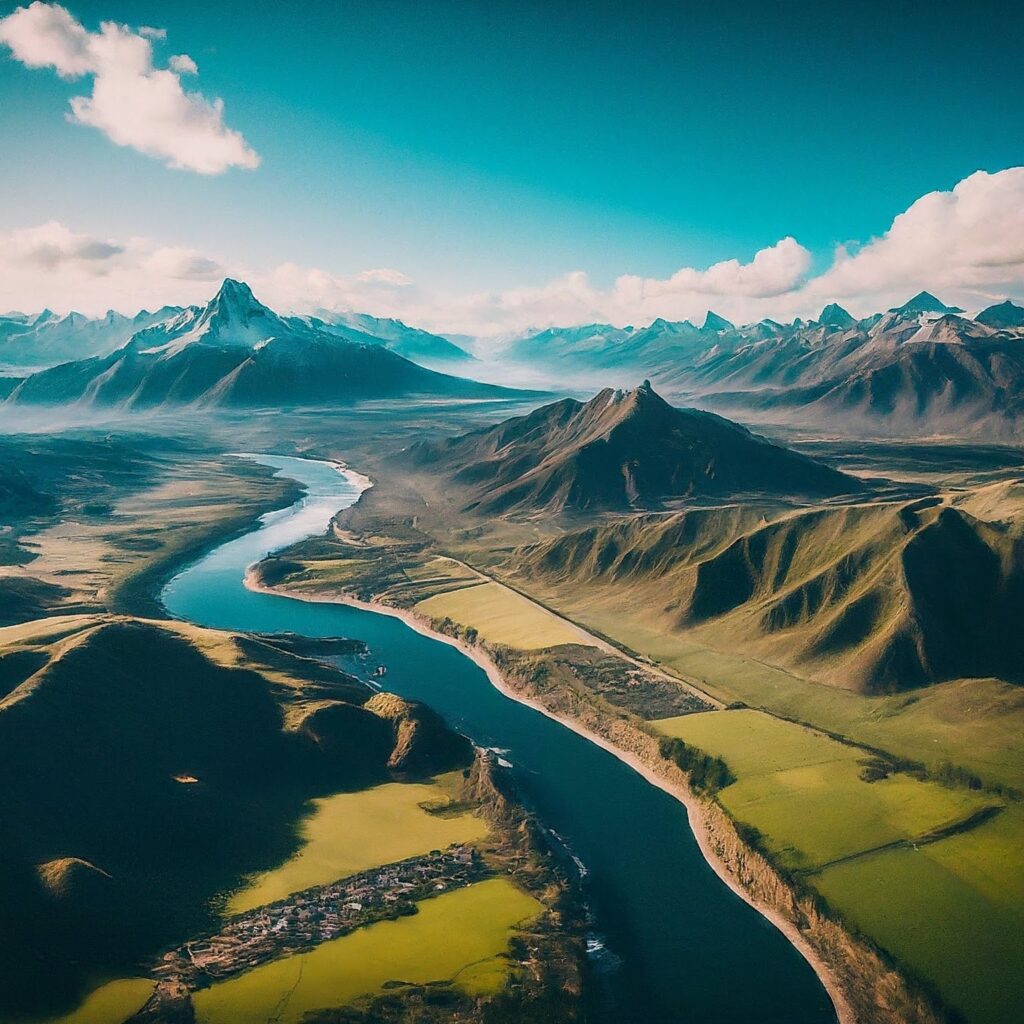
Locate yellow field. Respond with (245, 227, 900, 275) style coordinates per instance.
(229, 774, 489, 913)
(33, 979, 154, 1024)
(415, 581, 590, 650)
(195, 879, 542, 1024)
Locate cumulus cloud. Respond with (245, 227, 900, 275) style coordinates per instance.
(0, 2, 259, 174)
(4, 166, 1024, 332)
(799, 168, 1024, 314)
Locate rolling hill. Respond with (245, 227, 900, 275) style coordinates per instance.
(516, 483, 1024, 693)
(0, 616, 471, 1016)
(5, 280, 512, 409)
(399, 380, 860, 516)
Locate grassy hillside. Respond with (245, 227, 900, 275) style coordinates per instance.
(517, 486, 1024, 695)
(0, 616, 472, 1019)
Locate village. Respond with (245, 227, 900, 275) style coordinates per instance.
(154, 845, 488, 988)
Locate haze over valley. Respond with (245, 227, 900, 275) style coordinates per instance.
(2, 3, 1023, 1024)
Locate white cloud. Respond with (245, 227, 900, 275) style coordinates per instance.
(0, 2, 259, 174)
(799, 168, 1024, 314)
(4, 166, 1024, 332)
(356, 268, 412, 286)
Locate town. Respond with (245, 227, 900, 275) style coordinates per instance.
(154, 845, 488, 988)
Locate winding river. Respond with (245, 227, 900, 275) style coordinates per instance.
(162, 455, 837, 1024)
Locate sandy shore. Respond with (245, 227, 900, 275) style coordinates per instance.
(244, 571, 855, 1024)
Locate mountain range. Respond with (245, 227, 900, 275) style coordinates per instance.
(399, 380, 859, 516)
(499, 293, 1024, 437)
(0, 295, 472, 372)
(3, 280, 509, 409)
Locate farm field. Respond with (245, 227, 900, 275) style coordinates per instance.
(815, 805, 1024, 1024)
(229, 773, 489, 913)
(193, 879, 542, 1024)
(35, 979, 155, 1024)
(655, 710, 996, 869)
(526, 584, 1024, 791)
(415, 580, 591, 650)
(655, 708, 1023, 1024)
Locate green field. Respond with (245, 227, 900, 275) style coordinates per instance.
(656, 710, 997, 868)
(416, 581, 591, 650)
(194, 879, 542, 1024)
(32, 979, 154, 1024)
(656, 708, 1021, 1023)
(229, 774, 489, 913)
(816, 806, 1024, 1024)
(540, 589, 1024, 791)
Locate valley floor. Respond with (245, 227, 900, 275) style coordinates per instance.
(256, 442, 1024, 1024)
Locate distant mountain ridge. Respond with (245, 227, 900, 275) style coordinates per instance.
(399, 380, 859, 516)
(4, 280, 515, 409)
(498, 293, 1024, 437)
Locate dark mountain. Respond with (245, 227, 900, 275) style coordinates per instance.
(400, 381, 859, 516)
(976, 299, 1024, 329)
(888, 291, 964, 316)
(817, 303, 855, 328)
(5, 280, 516, 409)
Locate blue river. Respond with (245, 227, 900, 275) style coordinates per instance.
(163, 454, 837, 1024)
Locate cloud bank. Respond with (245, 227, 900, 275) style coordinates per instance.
(0, 2, 259, 174)
(2, 167, 1023, 332)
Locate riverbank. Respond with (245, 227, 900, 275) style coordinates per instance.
(245, 570, 868, 1024)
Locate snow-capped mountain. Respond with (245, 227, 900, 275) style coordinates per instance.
(0, 306, 183, 369)
(4, 280, 516, 409)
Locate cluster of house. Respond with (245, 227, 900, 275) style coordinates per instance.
(155, 845, 485, 987)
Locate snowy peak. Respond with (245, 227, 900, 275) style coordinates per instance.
(146, 279, 296, 355)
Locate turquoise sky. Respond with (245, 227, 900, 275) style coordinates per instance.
(2, 0, 1023, 295)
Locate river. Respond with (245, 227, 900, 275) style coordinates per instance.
(162, 454, 837, 1024)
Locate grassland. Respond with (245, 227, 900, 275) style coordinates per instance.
(655, 709, 1021, 1023)
(539, 590, 1024, 793)
(32, 979, 155, 1024)
(229, 774, 489, 913)
(193, 879, 542, 1024)
(815, 809, 1024, 1024)
(415, 581, 591, 651)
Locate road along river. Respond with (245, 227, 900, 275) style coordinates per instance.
(163, 454, 837, 1024)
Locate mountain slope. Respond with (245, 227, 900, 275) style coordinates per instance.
(6, 280, 515, 409)
(309, 310, 475, 364)
(0, 616, 471, 1015)
(0, 307, 182, 369)
(400, 381, 860, 516)
(516, 485, 1024, 693)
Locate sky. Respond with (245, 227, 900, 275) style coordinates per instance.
(1, 0, 1023, 333)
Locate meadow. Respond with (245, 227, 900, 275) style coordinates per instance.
(193, 879, 542, 1024)
(655, 709, 1023, 1024)
(536, 587, 1024, 792)
(815, 808, 1024, 1024)
(229, 773, 489, 913)
(656, 710, 997, 869)
(34, 979, 155, 1024)
(415, 580, 590, 650)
